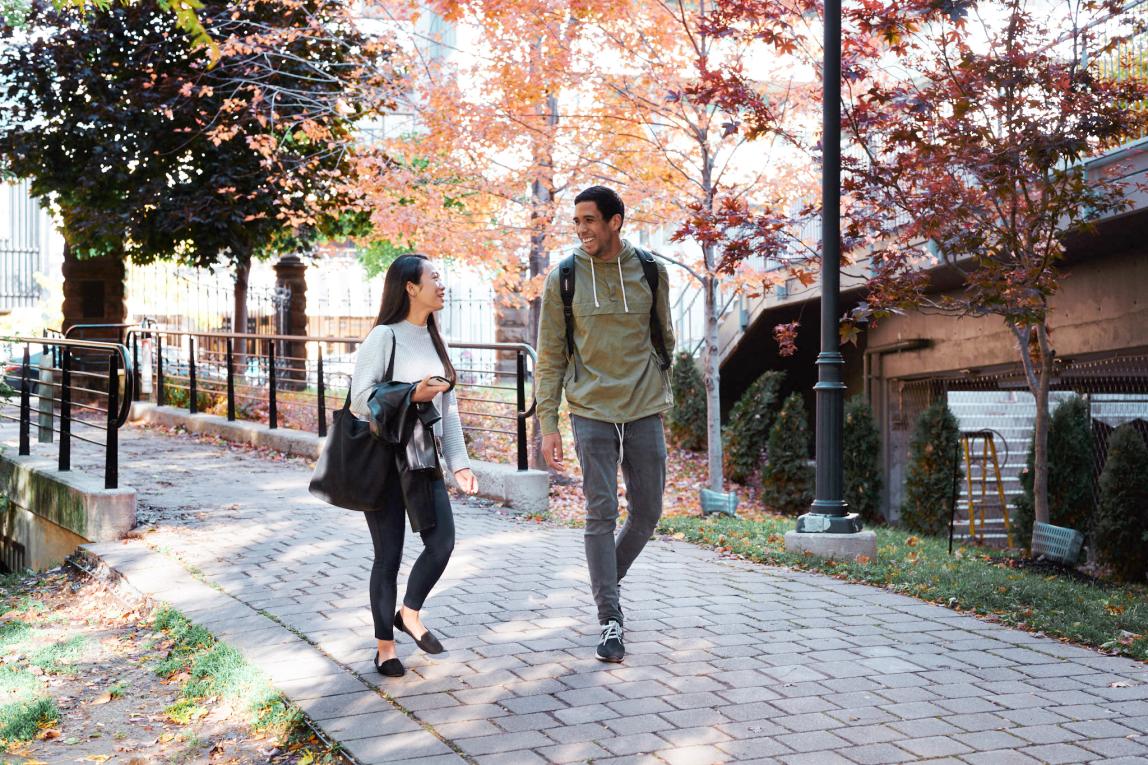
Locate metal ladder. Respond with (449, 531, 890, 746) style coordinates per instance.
(961, 430, 1013, 547)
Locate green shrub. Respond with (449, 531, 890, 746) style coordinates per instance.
(844, 396, 883, 523)
(667, 351, 706, 451)
(1013, 395, 1095, 547)
(760, 393, 814, 515)
(722, 371, 784, 484)
(901, 399, 962, 536)
(1093, 424, 1148, 583)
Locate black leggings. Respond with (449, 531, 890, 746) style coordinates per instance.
(364, 474, 455, 641)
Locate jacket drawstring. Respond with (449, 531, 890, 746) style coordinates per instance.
(615, 421, 626, 467)
(617, 257, 629, 312)
(589, 257, 601, 308)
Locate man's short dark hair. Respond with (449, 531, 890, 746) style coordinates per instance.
(575, 186, 625, 227)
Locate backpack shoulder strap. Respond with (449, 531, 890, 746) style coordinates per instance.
(634, 247, 672, 371)
(559, 254, 576, 359)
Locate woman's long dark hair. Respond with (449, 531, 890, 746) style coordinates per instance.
(374, 253, 456, 383)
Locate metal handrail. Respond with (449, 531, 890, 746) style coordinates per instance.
(124, 327, 539, 470)
(1, 335, 130, 488)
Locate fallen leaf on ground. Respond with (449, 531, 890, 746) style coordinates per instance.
(91, 692, 113, 705)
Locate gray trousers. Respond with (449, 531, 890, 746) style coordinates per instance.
(571, 413, 667, 625)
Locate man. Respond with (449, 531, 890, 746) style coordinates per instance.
(536, 185, 675, 663)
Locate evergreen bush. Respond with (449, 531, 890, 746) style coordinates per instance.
(760, 393, 814, 515)
(667, 351, 707, 451)
(844, 396, 883, 523)
(1092, 424, 1148, 582)
(1012, 395, 1095, 548)
(901, 398, 962, 536)
(722, 371, 784, 484)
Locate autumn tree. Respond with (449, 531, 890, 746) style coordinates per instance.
(839, 0, 1148, 541)
(0, 0, 396, 334)
(587, 0, 820, 495)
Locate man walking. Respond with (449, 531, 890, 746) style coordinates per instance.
(536, 185, 675, 662)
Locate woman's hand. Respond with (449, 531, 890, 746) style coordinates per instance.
(454, 468, 479, 495)
(411, 374, 451, 403)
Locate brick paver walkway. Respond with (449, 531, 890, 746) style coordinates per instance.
(11, 423, 1148, 764)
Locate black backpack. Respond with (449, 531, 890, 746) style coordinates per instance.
(558, 247, 672, 371)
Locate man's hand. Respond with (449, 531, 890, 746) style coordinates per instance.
(542, 433, 565, 472)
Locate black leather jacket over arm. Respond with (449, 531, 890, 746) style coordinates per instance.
(367, 382, 444, 532)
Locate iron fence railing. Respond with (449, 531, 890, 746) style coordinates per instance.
(123, 327, 539, 471)
(0, 336, 132, 489)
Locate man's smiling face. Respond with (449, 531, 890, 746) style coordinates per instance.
(573, 200, 621, 259)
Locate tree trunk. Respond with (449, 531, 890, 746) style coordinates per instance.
(528, 90, 559, 471)
(1031, 323, 1055, 529)
(1014, 321, 1054, 541)
(234, 254, 251, 357)
(703, 265, 723, 491)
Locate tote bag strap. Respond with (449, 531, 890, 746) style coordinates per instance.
(342, 327, 397, 410)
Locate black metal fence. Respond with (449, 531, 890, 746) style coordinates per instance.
(0, 336, 132, 488)
(124, 328, 538, 470)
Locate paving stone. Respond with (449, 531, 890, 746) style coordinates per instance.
(600, 732, 670, 756)
(895, 736, 972, 758)
(658, 725, 732, 748)
(836, 743, 915, 764)
(340, 731, 455, 764)
(453, 729, 554, 756)
(1076, 736, 1148, 758)
(534, 740, 612, 763)
(657, 744, 732, 765)
(1017, 743, 1095, 763)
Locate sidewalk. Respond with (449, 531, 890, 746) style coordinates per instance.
(12, 423, 1148, 764)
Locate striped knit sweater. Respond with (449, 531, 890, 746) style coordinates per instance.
(350, 320, 470, 474)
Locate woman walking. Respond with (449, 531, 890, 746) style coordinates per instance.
(350, 254, 479, 677)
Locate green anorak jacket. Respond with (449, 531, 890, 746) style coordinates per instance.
(536, 239, 676, 435)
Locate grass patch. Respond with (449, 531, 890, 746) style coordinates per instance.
(29, 635, 87, 674)
(153, 606, 305, 739)
(0, 620, 32, 653)
(658, 514, 1148, 661)
(0, 696, 58, 742)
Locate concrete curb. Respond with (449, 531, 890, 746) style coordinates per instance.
(0, 452, 136, 570)
(130, 402, 550, 514)
(79, 541, 466, 765)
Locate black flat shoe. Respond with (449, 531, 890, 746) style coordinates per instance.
(374, 651, 404, 677)
(394, 610, 444, 654)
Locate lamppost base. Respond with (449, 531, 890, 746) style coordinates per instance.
(795, 512, 864, 534)
(785, 528, 877, 562)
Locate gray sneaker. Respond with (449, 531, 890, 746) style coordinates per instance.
(596, 620, 624, 663)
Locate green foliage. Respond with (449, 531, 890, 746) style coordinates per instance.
(657, 513, 1148, 661)
(1013, 395, 1095, 547)
(901, 399, 962, 536)
(1093, 425, 1148, 583)
(760, 393, 813, 515)
(0, 0, 391, 269)
(722, 371, 784, 484)
(0, 695, 58, 742)
(844, 396, 883, 523)
(0, 620, 31, 652)
(29, 635, 87, 674)
(667, 351, 706, 452)
(152, 605, 302, 735)
(360, 237, 414, 279)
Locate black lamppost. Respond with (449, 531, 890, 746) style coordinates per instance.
(795, 0, 862, 535)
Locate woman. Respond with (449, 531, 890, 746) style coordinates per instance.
(350, 254, 479, 678)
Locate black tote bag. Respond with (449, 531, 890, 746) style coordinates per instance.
(308, 332, 396, 511)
